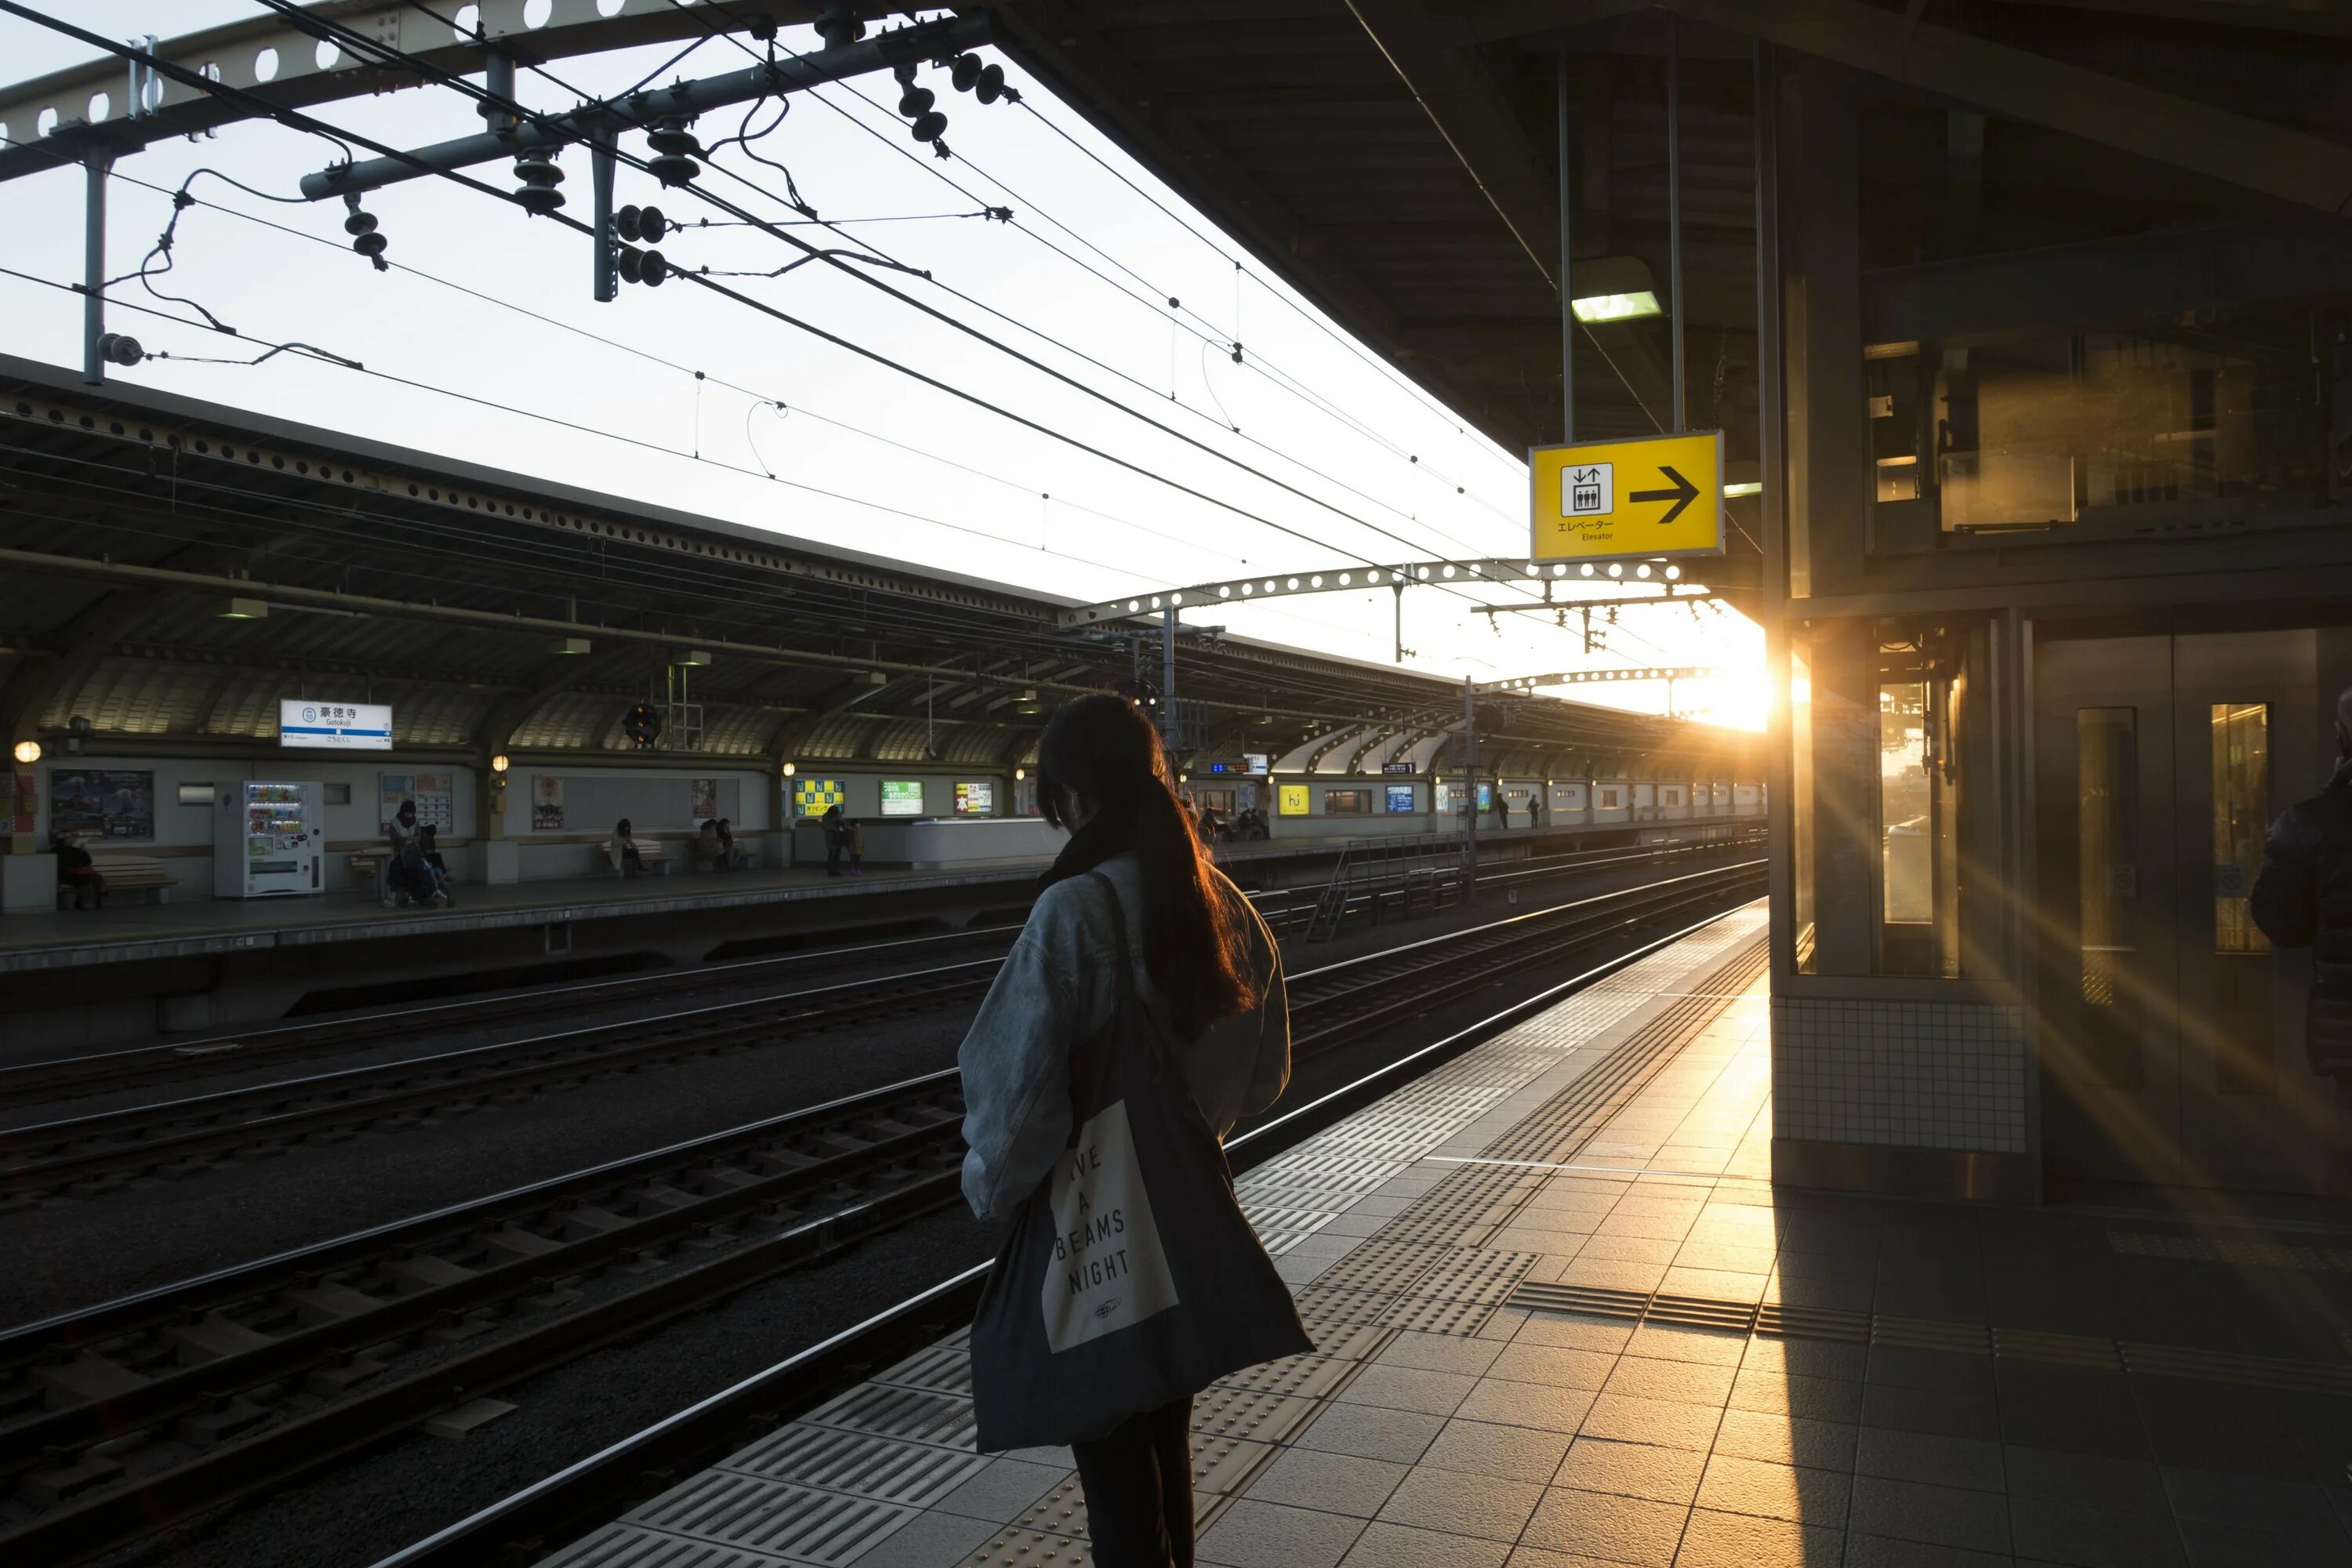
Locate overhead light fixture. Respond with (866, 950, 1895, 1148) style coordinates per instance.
(1570, 255, 1662, 322)
(1724, 459, 1762, 498)
(781, 760, 797, 778)
(11, 739, 38, 764)
(1724, 481, 1762, 497)
(550, 637, 592, 655)
(216, 597, 268, 619)
(673, 648, 713, 667)
(1014, 767, 1026, 781)
(490, 754, 510, 775)
(862, 670, 888, 687)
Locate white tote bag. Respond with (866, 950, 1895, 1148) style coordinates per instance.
(1040, 1098, 1181, 1351)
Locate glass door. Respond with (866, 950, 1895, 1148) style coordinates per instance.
(2034, 637, 2182, 1184)
(2169, 633, 2332, 1193)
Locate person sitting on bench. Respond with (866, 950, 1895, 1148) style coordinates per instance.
(610, 818, 646, 877)
(53, 829, 104, 909)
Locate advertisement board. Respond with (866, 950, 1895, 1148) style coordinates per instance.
(1276, 783, 1309, 817)
(532, 775, 564, 831)
(379, 772, 454, 834)
(51, 768, 155, 840)
(794, 777, 844, 816)
(953, 781, 994, 815)
(279, 699, 393, 750)
(880, 780, 925, 817)
(1385, 784, 1417, 814)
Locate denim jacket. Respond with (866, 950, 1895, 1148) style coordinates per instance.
(956, 851, 1290, 1220)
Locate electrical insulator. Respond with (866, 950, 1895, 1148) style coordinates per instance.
(898, 85, 934, 119)
(893, 62, 917, 86)
(513, 148, 565, 215)
(645, 121, 702, 187)
(617, 245, 670, 287)
(950, 53, 982, 93)
(911, 110, 949, 145)
(96, 332, 143, 366)
(813, 4, 864, 48)
(615, 203, 668, 243)
(341, 194, 388, 270)
(975, 63, 1013, 104)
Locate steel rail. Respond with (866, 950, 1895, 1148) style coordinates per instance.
(0, 834, 1744, 1110)
(0, 844, 1754, 1198)
(368, 904, 1766, 1568)
(0, 865, 1762, 1563)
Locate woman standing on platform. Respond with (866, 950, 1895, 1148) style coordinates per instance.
(958, 694, 1305, 1567)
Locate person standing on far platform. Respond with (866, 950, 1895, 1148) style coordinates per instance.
(822, 804, 851, 877)
(2252, 683, 2352, 1155)
(958, 694, 1304, 1567)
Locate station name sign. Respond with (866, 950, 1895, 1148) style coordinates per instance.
(1530, 430, 1724, 564)
(278, 699, 393, 750)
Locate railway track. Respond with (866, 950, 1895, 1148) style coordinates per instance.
(0, 858, 1761, 1564)
(0, 833, 1749, 1114)
(0, 843, 1756, 1204)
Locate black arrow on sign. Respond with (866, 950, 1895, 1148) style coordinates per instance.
(1630, 465, 1699, 528)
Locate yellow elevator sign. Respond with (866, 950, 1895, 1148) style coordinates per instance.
(1530, 430, 1724, 563)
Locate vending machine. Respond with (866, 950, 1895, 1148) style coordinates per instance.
(215, 780, 325, 898)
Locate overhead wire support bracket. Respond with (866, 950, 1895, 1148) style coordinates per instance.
(296, 12, 994, 203)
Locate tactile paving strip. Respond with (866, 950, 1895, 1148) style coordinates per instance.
(540, 1524, 798, 1567)
(630, 1472, 916, 1565)
(801, 1383, 978, 1449)
(720, 1424, 990, 1507)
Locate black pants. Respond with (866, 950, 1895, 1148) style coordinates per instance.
(1071, 1397, 1193, 1567)
(826, 843, 843, 876)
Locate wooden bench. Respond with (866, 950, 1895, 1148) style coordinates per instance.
(64, 854, 173, 908)
(612, 840, 673, 878)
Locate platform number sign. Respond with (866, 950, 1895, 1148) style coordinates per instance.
(794, 777, 844, 816)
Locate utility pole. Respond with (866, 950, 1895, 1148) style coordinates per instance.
(1161, 602, 1179, 754)
(1462, 673, 1479, 889)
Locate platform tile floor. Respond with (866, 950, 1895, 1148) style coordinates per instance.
(539, 902, 2352, 1567)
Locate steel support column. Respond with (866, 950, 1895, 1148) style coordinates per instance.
(1556, 49, 1576, 444)
(81, 143, 107, 385)
(1667, 16, 1686, 431)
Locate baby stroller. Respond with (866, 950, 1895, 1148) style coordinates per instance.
(383, 840, 452, 909)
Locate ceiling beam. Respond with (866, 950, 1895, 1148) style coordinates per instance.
(1471, 0, 2352, 213)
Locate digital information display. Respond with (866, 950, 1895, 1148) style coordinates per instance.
(1385, 784, 1417, 814)
(880, 780, 926, 817)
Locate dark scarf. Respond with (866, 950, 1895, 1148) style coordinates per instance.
(1036, 807, 1135, 892)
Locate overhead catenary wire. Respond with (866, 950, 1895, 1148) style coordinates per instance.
(223, 2, 1563, 614)
(624, 0, 1520, 542)
(7, 7, 1704, 692)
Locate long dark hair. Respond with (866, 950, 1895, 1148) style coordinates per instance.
(1038, 694, 1258, 1039)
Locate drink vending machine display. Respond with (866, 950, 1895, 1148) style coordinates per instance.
(214, 780, 325, 898)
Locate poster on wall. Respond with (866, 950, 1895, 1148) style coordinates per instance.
(532, 775, 565, 831)
(880, 780, 924, 818)
(690, 778, 718, 820)
(794, 777, 844, 816)
(379, 773, 455, 834)
(953, 780, 993, 816)
(1276, 783, 1309, 817)
(1385, 784, 1417, 814)
(50, 769, 156, 840)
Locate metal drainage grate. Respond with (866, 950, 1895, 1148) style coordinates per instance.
(2108, 1229, 2352, 1273)
(1508, 1282, 2352, 1395)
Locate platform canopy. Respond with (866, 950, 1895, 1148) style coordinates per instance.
(989, 0, 2352, 607)
(0, 356, 1760, 781)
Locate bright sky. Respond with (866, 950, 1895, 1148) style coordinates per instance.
(0, 2, 1765, 727)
